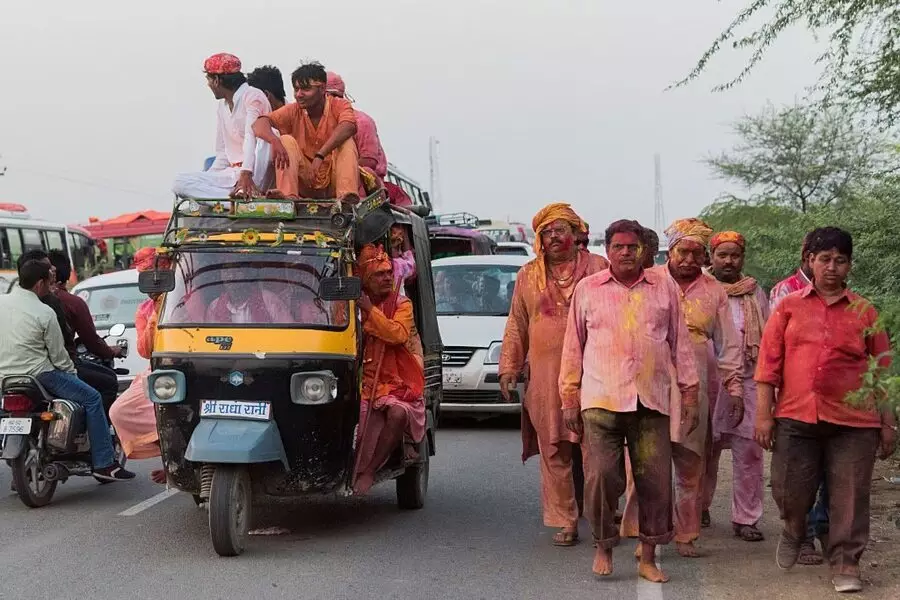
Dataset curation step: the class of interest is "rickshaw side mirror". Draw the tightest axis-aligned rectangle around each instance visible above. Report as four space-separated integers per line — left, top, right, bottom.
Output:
319 276 362 301
138 270 176 295
408 205 430 218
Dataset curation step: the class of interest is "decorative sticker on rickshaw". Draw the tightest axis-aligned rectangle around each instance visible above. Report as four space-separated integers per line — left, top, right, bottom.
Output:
241 228 260 246
205 335 233 350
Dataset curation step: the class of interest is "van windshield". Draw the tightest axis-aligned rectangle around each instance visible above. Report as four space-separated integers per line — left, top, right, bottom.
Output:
160 251 348 329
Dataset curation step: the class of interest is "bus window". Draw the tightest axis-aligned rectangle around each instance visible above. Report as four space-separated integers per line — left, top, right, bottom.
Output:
4 228 23 267
21 228 43 252
44 230 65 251
69 231 97 279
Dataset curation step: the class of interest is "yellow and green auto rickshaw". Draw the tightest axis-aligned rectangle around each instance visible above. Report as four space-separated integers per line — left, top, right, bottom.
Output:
138 193 442 556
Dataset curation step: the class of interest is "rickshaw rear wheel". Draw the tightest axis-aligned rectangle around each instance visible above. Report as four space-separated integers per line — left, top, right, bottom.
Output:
208 465 251 556
396 436 430 510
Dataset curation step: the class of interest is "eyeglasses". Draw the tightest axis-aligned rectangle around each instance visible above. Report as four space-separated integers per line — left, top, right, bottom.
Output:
540 226 571 238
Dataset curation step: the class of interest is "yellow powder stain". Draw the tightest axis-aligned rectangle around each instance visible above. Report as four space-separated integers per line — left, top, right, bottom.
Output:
621 291 645 332
633 431 658 477
680 295 713 344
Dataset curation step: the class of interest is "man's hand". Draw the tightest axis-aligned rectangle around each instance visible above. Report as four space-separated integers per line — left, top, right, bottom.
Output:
109 344 125 359
499 373 516 402
727 395 745 429
681 403 699 435
272 138 290 170
311 156 324 177
230 171 258 199
357 293 373 313
878 425 897 460
754 415 776 451
563 407 583 436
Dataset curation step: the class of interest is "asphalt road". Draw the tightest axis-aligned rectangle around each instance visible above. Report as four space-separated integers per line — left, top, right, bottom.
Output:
0 420 897 600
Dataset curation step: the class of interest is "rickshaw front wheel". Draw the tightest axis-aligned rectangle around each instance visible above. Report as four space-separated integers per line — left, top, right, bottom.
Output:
208 465 251 556
396 436 430 510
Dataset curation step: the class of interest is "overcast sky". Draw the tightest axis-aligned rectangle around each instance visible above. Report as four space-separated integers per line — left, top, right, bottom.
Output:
0 0 820 234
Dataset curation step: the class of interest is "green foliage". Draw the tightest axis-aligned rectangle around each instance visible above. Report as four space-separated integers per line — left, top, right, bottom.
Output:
677 0 900 123
706 103 897 212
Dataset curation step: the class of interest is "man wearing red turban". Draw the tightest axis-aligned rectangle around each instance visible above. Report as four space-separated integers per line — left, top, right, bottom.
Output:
353 244 425 494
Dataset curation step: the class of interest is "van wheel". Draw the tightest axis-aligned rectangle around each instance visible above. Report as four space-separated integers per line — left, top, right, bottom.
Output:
208 466 251 556
12 437 57 508
396 437 429 510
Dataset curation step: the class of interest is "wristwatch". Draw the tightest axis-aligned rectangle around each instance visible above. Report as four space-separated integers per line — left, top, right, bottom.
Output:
314 152 325 160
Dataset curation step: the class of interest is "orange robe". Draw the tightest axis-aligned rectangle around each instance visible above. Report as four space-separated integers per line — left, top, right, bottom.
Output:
499 251 608 528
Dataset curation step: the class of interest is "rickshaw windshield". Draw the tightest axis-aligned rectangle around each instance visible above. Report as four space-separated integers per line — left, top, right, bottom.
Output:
159 250 349 329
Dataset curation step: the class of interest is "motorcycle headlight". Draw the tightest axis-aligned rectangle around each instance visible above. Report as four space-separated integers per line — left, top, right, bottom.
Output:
291 371 338 405
484 341 503 365
152 375 178 401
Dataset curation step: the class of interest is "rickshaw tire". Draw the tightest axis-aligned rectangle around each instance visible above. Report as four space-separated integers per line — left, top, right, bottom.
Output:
396 437 430 510
208 465 251 557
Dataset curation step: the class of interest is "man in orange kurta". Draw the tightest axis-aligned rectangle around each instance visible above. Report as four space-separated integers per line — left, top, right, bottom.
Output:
251 61 360 202
499 203 608 546
353 244 425 495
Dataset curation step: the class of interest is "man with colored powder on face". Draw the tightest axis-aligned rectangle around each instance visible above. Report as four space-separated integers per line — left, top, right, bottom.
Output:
353 244 426 495
251 61 360 203
702 231 770 543
768 231 830 565
755 227 896 594
558 219 699 583
656 218 744 558
499 203 608 548
173 53 274 199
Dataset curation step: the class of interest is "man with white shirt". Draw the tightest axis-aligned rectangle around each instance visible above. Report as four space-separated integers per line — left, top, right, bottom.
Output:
172 53 273 199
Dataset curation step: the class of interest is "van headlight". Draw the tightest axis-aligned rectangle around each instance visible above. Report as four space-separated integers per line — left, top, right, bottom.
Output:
153 375 178 400
291 371 338 405
484 342 502 365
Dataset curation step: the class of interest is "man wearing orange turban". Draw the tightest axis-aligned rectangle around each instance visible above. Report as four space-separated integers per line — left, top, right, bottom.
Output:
353 244 425 495
499 203 608 547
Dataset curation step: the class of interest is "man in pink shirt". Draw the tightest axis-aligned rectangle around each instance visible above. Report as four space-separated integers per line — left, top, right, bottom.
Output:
325 71 387 193
558 219 700 584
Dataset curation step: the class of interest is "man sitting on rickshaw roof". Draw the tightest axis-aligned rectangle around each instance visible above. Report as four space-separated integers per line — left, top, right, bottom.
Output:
354 244 425 494
251 62 361 204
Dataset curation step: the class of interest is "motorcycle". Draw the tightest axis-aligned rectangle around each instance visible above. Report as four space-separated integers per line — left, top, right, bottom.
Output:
0 323 130 507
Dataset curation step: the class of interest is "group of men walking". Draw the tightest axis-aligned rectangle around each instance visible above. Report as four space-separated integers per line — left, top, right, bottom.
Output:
500 204 897 593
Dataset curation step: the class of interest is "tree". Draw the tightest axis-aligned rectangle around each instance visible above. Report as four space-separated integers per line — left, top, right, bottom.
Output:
706 103 896 212
677 0 900 124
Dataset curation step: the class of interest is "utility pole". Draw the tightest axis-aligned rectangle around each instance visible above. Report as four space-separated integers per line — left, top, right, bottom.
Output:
429 137 441 212
653 153 665 233
0 154 7 177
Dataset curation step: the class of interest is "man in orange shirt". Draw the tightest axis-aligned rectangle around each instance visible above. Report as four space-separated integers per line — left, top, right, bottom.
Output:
353 244 425 495
251 62 360 203
755 227 897 594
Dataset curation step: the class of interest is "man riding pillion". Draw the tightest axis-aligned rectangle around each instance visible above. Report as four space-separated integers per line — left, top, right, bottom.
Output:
0 260 134 481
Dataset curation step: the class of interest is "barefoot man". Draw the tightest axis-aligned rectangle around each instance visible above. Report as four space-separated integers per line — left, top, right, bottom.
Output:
559 219 700 583
660 218 744 557
353 244 426 494
499 203 608 547
703 231 769 543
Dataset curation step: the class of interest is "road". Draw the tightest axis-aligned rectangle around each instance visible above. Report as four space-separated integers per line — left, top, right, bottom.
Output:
0 420 897 600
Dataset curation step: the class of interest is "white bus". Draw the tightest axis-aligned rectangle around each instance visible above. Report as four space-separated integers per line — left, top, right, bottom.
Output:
1 203 97 292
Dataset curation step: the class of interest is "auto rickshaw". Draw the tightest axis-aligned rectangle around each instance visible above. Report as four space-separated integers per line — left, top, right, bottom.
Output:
138 192 442 556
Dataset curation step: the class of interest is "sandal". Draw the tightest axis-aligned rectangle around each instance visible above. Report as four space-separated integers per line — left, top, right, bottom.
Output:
797 540 823 566
776 530 802 570
733 523 765 542
553 529 579 547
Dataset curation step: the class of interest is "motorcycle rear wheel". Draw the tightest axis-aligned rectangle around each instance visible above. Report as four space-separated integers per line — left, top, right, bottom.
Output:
11 437 58 508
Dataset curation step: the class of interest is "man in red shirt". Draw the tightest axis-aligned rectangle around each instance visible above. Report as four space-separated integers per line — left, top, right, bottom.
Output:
755 227 897 594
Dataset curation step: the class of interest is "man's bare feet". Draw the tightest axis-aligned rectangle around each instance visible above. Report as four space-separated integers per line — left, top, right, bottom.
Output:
676 541 700 558
354 472 375 495
592 548 613 576
634 544 642 560
638 562 670 583
150 469 166 484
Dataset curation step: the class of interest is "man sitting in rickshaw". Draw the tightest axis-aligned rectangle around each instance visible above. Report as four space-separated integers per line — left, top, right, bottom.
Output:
205 266 292 324
353 244 425 494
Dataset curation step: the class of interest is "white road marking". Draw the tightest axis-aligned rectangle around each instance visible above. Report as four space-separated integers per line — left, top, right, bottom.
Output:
118 488 180 516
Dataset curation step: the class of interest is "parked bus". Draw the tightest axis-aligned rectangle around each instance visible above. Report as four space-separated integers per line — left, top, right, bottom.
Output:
1 203 98 292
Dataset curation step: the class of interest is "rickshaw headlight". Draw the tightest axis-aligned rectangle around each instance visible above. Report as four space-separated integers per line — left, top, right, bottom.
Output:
291 371 338 405
153 375 178 401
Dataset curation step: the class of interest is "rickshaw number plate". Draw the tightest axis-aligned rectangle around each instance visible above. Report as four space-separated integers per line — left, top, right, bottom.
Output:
443 370 462 386
200 400 271 420
0 418 32 435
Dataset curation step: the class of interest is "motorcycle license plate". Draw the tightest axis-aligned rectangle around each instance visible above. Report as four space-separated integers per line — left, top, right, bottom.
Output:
0 418 32 435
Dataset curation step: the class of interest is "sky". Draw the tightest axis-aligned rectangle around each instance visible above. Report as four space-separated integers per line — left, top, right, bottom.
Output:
0 0 822 234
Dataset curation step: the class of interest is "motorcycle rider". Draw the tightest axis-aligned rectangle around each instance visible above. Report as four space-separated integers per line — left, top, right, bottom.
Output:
0 259 134 481
47 250 121 410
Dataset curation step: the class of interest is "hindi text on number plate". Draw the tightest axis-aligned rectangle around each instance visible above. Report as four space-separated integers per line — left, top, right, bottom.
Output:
200 400 271 421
